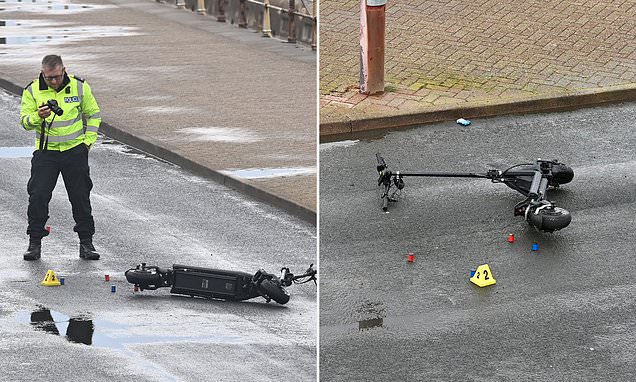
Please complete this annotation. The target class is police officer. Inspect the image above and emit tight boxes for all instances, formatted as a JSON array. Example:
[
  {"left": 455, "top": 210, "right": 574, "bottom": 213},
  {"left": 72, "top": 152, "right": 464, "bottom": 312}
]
[{"left": 20, "top": 55, "right": 101, "bottom": 260}]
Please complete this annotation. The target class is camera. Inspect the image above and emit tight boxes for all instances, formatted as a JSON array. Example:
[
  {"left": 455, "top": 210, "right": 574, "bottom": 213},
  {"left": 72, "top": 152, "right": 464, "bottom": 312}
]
[{"left": 46, "top": 99, "right": 64, "bottom": 116}]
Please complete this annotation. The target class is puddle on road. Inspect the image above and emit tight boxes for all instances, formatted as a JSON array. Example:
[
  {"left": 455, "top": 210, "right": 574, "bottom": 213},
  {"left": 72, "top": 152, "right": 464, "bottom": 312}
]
[
  {"left": 100, "top": 139, "right": 172, "bottom": 165},
  {"left": 0, "top": 146, "right": 33, "bottom": 158},
  {"left": 0, "top": 20, "right": 139, "bottom": 45},
  {"left": 357, "top": 300, "right": 386, "bottom": 331},
  {"left": 16, "top": 307, "right": 243, "bottom": 380},
  {"left": 319, "top": 140, "right": 360, "bottom": 152},
  {"left": 16, "top": 307, "right": 242, "bottom": 347},
  {"left": 178, "top": 127, "right": 262, "bottom": 144},
  {"left": 358, "top": 317, "right": 383, "bottom": 330},
  {"left": 222, "top": 167, "right": 317, "bottom": 179},
  {"left": 0, "top": 0, "right": 115, "bottom": 14}
]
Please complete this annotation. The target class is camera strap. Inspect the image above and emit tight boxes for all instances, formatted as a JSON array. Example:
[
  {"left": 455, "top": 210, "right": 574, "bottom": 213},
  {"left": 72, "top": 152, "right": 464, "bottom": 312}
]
[
  {"left": 38, "top": 121, "right": 45, "bottom": 151},
  {"left": 39, "top": 114, "right": 56, "bottom": 152}
]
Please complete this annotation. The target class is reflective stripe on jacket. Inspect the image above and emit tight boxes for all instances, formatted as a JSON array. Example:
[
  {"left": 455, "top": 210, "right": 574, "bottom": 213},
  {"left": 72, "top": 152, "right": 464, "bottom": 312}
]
[{"left": 20, "top": 73, "right": 101, "bottom": 151}]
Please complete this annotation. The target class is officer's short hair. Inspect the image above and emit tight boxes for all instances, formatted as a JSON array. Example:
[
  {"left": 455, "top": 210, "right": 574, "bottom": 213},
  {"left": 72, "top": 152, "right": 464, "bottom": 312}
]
[{"left": 42, "top": 55, "right": 64, "bottom": 69}]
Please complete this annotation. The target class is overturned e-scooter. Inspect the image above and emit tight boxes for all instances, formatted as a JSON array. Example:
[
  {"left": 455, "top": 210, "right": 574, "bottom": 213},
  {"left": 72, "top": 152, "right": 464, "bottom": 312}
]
[
  {"left": 376, "top": 153, "right": 574, "bottom": 232},
  {"left": 125, "top": 263, "right": 316, "bottom": 305}
]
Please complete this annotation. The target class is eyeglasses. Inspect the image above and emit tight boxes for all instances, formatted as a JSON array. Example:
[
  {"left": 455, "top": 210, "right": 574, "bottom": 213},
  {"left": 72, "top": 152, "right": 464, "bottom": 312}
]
[{"left": 42, "top": 72, "right": 64, "bottom": 81}]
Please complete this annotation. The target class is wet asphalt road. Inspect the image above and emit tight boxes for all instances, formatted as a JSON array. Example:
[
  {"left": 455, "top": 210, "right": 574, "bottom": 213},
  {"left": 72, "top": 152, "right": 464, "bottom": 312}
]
[
  {"left": 319, "top": 103, "right": 636, "bottom": 381},
  {"left": 0, "top": 89, "right": 317, "bottom": 381}
]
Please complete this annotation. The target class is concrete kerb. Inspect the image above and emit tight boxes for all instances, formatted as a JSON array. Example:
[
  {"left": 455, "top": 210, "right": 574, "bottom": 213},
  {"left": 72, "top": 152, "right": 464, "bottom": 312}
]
[
  {"left": 0, "top": 78, "right": 316, "bottom": 226},
  {"left": 0, "top": 78, "right": 22, "bottom": 99},
  {"left": 320, "top": 84, "right": 636, "bottom": 142}
]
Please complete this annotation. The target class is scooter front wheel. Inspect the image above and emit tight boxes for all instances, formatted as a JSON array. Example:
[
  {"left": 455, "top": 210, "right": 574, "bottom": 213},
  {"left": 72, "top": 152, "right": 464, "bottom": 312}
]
[
  {"left": 259, "top": 279, "right": 290, "bottom": 305},
  {"left": 528, "top": 206, "right": 571, "bottom": 232}
]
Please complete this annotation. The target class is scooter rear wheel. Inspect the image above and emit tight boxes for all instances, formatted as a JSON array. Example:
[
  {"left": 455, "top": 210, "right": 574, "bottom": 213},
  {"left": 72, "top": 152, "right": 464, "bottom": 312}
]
[
  {"left": 549, "top": 164, "right": 574, "bottom": 186},
  {"left": 260, "top": 279, "right": 290, "bottom": 305}
]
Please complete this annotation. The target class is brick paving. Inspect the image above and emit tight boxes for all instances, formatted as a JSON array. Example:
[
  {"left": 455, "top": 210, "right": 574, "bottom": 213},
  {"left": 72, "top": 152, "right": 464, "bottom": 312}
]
[{"left": 320, "top": 0, "right": 636, "bottom": 127}]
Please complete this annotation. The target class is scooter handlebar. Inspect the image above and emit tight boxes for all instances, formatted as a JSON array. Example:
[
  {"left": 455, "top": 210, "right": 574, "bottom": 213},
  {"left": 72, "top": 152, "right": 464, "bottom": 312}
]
[
  {"left": 376, "top": 153, "right": 387, "bottom": 173},
  {"left": 280, "top": 264, "right": 317, "bottom": 286}
]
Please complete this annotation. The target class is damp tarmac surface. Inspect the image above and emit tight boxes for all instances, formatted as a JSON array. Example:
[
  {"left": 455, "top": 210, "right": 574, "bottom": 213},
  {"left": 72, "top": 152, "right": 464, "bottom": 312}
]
[
  {"left": 0, "top": 0, "right": 318, "bottom": 214},
  {"left": 0, "top": 89, "right": 316, "bottom": 381},
  {"left": 320, "top": 102, "right": 636, "bottom": 380}
]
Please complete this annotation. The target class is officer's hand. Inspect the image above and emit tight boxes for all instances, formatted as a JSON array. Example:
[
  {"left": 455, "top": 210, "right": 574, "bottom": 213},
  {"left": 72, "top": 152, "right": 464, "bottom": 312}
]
[{"left": 38, "top": 105, "right": 51, "bottom": 119}]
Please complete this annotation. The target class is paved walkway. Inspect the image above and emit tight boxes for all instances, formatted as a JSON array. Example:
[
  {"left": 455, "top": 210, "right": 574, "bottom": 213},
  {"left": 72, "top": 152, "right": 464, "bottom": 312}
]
[
  {"left": 320, "top": 0, "right": 636, "bottom": 137},
  {"left": 0, "top": 0, "right": 316, "bottom": 222}
]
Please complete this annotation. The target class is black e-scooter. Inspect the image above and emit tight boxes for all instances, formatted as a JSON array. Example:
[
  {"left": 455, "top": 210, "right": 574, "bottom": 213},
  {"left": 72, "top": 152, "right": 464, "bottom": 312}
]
[
  {"left": 376, "top": 153, "right": 574, "bottom": 232},
  {"left": 125, "top": 263, "right": 317, "bottom": 305}
]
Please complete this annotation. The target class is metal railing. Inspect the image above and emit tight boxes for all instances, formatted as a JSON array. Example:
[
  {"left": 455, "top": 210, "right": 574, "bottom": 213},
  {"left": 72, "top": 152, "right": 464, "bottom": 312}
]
[{"left": 161, "top": 0, "right": 316, "bottom": 49}]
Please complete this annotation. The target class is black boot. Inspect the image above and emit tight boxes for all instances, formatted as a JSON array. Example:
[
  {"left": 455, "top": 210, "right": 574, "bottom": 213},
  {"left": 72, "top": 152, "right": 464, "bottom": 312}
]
[
  {"left": 79, "top": 238, "right": 100, "bottom": 260},
  {"left": 23, "top": 237, "right": 42, "bottom": 261}
]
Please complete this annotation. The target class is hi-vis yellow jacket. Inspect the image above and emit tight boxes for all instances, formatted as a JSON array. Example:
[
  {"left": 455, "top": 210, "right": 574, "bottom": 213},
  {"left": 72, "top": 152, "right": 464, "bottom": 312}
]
[{"left": 20, "top": 73, "right": 101, "bottom": 151}]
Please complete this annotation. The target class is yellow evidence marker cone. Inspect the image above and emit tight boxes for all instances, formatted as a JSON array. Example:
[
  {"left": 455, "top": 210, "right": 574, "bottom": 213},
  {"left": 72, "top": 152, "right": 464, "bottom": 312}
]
[
  {"left": 41, "top": 270, "right": 61, "bottom": 287},
  {"left": 470, "top": 264, "right": 496, "bottom": 287}
]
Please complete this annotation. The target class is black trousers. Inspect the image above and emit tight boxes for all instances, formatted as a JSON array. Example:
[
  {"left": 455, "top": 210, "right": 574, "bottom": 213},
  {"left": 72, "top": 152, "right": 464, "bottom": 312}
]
[{"left": 27, "top": 143, "right": 95, "bottom": 240}]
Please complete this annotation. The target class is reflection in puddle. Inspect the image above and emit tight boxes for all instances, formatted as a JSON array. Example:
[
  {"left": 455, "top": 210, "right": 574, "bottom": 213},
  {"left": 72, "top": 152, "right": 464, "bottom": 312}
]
[
  {"left": 30, "top": 308, "right": 94, "bottom": 345},
  {"left": 222, "top": 167, "right": 317, "bottom": 179},
  {"left": 358, "top": 317, "right": 383, "bottom": 330},
  {"left": 0, "top": 146, "right": 34, "bottom": 158}
]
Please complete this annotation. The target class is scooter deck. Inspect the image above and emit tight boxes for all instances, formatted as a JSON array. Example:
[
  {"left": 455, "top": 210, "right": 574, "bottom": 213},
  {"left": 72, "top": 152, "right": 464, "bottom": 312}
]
[{"left": 170, "top": 264, "right": 255, "bottom": 300}]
